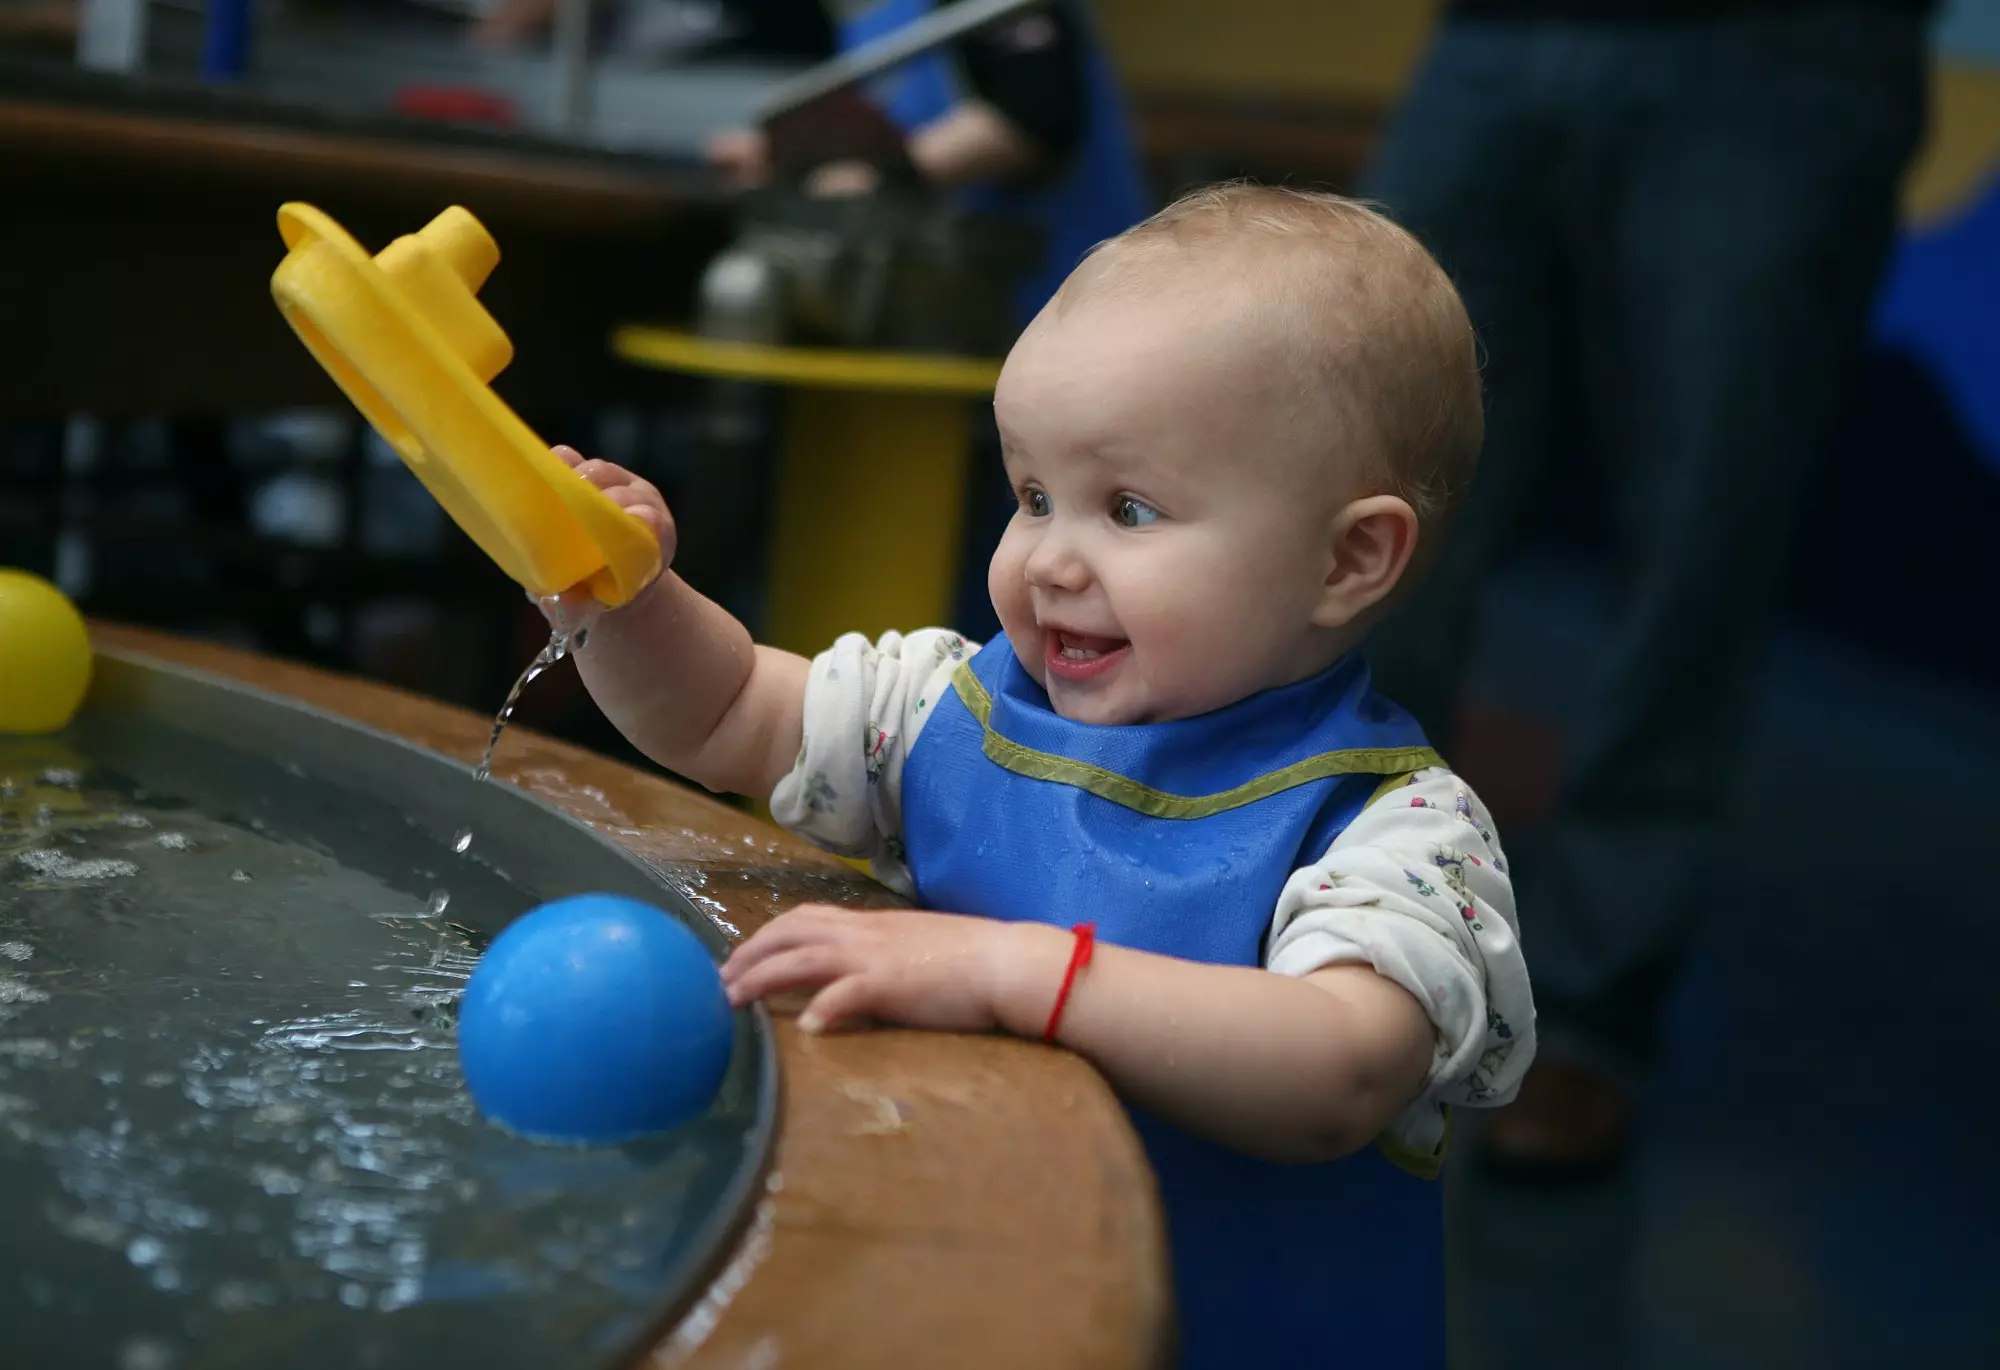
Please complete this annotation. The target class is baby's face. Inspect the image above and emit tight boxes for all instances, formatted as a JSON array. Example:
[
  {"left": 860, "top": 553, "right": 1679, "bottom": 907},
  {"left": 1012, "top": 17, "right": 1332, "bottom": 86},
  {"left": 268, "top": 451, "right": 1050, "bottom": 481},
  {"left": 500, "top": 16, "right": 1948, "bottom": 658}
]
[{"left": 989, "top": 278, "right": 1355, "bottom": 726}]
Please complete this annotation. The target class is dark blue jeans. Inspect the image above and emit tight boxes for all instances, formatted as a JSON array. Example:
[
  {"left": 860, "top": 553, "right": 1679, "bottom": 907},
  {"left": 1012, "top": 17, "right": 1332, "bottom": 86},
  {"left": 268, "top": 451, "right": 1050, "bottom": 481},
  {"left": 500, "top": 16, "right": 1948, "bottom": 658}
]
[{"left": 1363, "top": 7, "right": 1927, "bottom": 1079}]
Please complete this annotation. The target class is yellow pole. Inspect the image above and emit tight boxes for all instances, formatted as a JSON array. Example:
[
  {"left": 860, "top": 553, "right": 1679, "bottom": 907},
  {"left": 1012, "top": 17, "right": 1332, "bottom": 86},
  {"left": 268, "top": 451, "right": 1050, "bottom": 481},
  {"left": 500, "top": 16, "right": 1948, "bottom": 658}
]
[
  {"left": 764, "top": 387, "right": 975, "bottom": 655},
  {"left": 611, "top": 326, "right": 1002, "bottom": 657}
]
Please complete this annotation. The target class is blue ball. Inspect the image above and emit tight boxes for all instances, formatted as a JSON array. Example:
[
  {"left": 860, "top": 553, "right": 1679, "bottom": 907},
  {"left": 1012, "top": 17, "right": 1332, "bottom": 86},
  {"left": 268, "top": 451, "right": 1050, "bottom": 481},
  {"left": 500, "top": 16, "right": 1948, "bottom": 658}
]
[{"left": 458, "top": 894, "right": 735, "bottom": 1144}]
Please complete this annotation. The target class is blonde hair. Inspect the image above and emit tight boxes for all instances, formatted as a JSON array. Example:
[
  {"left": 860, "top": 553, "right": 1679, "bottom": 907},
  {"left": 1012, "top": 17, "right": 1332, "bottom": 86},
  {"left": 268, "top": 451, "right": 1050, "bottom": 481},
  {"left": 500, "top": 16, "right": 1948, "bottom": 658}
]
[{"left": 1060, "top": 184, "right": 1483, "bottom": 533}]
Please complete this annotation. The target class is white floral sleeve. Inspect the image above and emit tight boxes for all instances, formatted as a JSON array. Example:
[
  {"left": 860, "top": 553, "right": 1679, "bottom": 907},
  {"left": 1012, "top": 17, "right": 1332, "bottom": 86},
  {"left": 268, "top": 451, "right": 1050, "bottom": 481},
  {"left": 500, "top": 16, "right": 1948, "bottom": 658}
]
[
  {"left": 1266, "top": 769, "right": 1536, "bottom": 1152},
  {"left": 768, "top": 629, "right": 977, "bottom": 897}
]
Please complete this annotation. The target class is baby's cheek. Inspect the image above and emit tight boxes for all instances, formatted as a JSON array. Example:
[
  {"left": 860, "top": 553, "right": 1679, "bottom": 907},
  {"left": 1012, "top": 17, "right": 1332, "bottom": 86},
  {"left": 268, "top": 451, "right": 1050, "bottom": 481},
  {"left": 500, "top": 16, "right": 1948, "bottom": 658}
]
[
  {"left": 1144, "top": 580, "right": 1258, "bottom": 682},
  {"left": 986, "top": 545, "right": 1029, "bottom": 621},
  {"left": 1126, "top": 585, "right": 1211, "bottom": 669}
]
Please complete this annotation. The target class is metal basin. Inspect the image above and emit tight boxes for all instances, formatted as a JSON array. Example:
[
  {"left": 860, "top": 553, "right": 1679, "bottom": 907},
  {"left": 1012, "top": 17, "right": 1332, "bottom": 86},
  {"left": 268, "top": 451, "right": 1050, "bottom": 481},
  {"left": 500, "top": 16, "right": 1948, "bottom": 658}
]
[{"left": 0, "top": 647, "right": 776, "bottom": 1369}]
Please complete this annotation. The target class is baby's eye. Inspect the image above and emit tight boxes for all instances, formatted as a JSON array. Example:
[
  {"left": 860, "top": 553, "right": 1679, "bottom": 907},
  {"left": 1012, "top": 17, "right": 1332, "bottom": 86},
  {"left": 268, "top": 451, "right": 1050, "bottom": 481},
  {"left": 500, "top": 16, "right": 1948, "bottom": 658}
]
[
  {"left": 1113, "top": 495, "right": 1160, "bottom": 528},
  {"left": 1021, "top": 486, "right": 1051, "bottom": 517}
]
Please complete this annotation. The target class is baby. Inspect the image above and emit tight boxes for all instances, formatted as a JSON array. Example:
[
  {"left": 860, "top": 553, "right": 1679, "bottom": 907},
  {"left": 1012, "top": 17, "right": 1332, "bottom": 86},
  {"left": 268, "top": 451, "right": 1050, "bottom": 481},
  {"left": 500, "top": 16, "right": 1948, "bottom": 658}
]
[{"left": 558, "top": 185, "right": 1533, "bottom": 1369}]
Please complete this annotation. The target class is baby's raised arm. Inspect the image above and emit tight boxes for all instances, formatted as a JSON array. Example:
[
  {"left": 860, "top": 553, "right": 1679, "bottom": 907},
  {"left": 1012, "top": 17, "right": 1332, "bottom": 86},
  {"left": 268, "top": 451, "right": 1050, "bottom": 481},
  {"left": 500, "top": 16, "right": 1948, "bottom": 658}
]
[{"left": 555, "top": 447, "right": 809, "bottom": 802}]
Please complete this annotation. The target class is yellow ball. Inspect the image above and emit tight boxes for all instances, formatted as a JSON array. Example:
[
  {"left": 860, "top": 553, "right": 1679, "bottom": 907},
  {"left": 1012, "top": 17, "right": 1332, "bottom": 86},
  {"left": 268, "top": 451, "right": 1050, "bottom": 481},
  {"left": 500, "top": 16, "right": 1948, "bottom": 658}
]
[{"left": 0, "top": 569, "right": 92, "bottom": 734}]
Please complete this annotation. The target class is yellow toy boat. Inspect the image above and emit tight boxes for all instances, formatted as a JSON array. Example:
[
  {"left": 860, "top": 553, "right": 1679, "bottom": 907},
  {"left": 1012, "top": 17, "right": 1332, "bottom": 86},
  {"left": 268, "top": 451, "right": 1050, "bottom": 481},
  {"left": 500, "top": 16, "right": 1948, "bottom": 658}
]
[{"left": 270, "top": 204, "right": 658, "bottom": 607}]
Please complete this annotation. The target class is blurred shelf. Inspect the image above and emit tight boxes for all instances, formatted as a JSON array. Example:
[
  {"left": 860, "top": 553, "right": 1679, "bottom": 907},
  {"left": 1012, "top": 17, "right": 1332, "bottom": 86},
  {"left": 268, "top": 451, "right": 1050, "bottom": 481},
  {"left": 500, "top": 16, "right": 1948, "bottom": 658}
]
[{"left": 0, "top": 53, "right": 723, "bottom": 225}]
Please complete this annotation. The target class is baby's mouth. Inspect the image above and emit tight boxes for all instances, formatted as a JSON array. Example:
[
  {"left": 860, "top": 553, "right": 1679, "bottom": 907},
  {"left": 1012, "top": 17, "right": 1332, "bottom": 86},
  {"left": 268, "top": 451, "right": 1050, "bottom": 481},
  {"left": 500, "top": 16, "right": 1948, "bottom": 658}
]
[{"left": 1044, "top": 629, "right": 1130, "bottom": 681}]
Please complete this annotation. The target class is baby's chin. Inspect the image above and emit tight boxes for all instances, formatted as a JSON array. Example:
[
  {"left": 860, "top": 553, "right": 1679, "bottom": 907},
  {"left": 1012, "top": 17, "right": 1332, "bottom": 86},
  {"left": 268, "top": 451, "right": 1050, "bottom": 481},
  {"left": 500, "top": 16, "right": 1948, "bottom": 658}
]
[
  {"left": 1046, "top": 692, "right": 1146, "bottom": 727},
  {"left": 1030, "top": 665, "right": 1142, "bottom": 726},
  {"left": 1042, "top": 673, "right": 1208, "bottom": 728}
]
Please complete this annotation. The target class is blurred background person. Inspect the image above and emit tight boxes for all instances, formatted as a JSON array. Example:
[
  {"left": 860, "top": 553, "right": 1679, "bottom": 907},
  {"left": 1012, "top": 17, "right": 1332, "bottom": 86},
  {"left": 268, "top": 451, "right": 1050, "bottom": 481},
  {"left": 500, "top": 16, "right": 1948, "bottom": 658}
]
[
  {"left": 1361, "top": 2, "right": 1933, "bottom": 1365},
  {"left": 1365, "top": 0, "right": 1931, "bottom": 1169}
]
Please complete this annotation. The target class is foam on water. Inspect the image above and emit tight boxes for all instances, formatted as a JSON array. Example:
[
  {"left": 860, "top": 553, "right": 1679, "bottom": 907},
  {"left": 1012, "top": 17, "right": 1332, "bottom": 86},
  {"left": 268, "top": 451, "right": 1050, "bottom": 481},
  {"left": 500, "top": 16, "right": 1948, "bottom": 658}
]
[{"left": 14, "top": 850, "right": 141, "bottom": 882}]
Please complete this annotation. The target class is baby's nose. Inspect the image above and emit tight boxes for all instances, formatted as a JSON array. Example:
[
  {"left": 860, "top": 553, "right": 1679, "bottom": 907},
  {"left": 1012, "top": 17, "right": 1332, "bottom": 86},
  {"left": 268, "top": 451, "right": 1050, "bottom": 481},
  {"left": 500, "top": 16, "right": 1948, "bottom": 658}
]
[{"left": 1023, "top": 532, "right": 1091, "bottom": 591}]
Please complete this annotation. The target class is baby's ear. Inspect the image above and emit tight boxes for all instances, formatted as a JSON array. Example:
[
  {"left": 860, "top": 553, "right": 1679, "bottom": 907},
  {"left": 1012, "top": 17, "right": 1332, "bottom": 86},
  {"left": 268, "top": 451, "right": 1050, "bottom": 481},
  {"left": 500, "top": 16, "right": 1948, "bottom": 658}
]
[{"left": 1314, "top": 495, "right": 1419, "bottom": 630}]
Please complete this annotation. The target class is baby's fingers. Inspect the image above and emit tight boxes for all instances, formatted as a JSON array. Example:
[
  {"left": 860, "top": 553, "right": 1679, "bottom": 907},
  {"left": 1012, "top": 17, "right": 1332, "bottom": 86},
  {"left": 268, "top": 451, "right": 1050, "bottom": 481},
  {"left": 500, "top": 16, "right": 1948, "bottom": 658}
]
[
  {"left": 557, "top": 448, "right": 644, "bottom": 499},
  {"left": 724, "top": 944, "right": 850, "bottom": 1008},
  {"left": 721, "top": 907, "right": 849, "bottom": 982},
  {"left": 571, "top": 457, "right": 633, "bottom": 492},
  {"left": 607, "top": 490, "right": 669, "bottom": 541},
  {"left": 796, "top": 975, "right": 879, "bottom": 1034}
]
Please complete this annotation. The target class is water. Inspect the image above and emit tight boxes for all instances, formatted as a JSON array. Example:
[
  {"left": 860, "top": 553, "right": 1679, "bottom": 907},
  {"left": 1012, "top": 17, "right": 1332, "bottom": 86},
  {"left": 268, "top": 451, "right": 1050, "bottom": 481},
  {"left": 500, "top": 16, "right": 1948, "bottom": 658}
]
[
  {"left": 453, "top": 604, "right": 591, "bottom": 863},
  {"left": 0, "top": 717, "right": 764, "bottom": 1370},
  {"left": 474, "top": 605, "right": 591, "bottom": 788}
]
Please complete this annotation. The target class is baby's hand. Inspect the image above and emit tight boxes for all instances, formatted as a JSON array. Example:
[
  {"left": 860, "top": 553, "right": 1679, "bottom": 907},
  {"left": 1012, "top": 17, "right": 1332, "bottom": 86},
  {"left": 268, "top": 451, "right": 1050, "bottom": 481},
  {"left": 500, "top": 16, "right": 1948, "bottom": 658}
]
[
  {"left": 546, "top": 445, "right": 676, "bottom": 616},
  {"left": 721, "top": 904, "right": 1055, "bottom": 1036},
  {"left": 555, "top": 445, "right": 674, "bottom": 557}
]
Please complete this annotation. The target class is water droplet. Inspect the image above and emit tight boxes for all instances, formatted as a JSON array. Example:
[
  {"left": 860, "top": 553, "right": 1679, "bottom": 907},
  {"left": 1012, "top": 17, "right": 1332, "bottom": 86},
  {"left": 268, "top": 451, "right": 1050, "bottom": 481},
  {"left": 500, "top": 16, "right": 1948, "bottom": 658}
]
[
  {"left": 212, "top": 1280, "right": 267, "bottom": 1313},
  {"left": 339, "top": 1283, "right": 370, "bottom": 1310},
  {"left": 427, "top": 890, "right": 450, "bottom": 916},
  {"left": 229, "top": 870, "right": 252, "bottom": 883},
  {"left": 40, "top": 768, "right": 82, "bottom": 788},
  {"left": 252, "top": 1165, "right": 303, "bottom": 1196},
  {"left": 126, "top": 1235, "right": 165, "bottom": 1268},
  {"left": 154, "top": 832, "right": 193, "bottom": 851},
  {"left": 118, "top": 1336, "right": 178, "bottom": 1370},
  {"left": 452, "top": 829, "right": 473, "bottom": 855},
  {"left": 378, "top": 1280, "right": 421, "bottom": 1313},
  {"left": 0, "top": 942, "right": 30, "bottom": 962}
]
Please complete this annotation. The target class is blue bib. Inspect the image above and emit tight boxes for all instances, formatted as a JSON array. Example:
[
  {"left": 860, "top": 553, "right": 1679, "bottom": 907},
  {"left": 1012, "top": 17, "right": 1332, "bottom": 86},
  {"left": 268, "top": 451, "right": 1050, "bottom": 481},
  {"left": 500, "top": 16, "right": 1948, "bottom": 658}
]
[
  {"left": 902, "top": 637, "right": 1449, "bottom": 1370},
  {"left": 836, "top": 0, "right": 1150, "bottom": 321}
]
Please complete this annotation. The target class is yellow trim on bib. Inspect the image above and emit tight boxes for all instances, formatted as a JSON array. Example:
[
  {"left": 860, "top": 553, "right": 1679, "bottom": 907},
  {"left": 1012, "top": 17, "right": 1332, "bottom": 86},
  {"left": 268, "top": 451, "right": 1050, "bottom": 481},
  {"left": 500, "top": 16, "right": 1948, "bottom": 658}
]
[
  {"left": 1365, "top": 767, "right": 1438, "bottom": 809},
  {"left": 1376, "top": 1105, "right": 1452, "bottom": 1181},
  {"left": 950, "top": 664, "right": 1445, "bottom": 821}
]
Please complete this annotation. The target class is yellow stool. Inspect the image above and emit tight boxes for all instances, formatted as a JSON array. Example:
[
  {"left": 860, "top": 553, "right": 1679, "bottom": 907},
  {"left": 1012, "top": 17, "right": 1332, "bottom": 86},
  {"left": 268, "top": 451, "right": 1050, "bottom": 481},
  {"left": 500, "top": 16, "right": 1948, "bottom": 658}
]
[{"left": 611, "top": 327, "right": 1001, "bottom": 657}]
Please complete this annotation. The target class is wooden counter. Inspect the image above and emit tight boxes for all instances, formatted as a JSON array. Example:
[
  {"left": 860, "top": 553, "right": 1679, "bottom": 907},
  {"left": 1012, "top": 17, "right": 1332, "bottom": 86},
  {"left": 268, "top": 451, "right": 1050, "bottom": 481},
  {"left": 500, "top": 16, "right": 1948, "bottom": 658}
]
[{"left": 88, "top": 622, "right": 1171, "bottom": 1370}]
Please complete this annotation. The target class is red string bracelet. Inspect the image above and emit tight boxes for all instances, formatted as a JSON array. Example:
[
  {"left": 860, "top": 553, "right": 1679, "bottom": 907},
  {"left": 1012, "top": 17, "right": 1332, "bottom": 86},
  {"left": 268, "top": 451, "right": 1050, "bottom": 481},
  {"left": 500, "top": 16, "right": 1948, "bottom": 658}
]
[{"left": 1041, "top": 922, "right": 1097, "bottom": 1044}]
